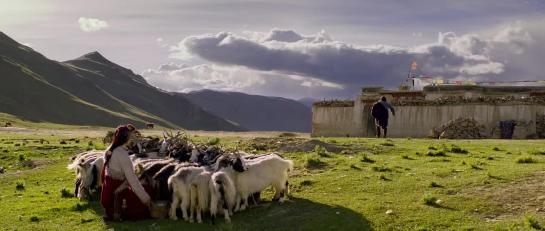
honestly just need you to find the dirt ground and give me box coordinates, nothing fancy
[0,127,310,139]
[463,171,545,220]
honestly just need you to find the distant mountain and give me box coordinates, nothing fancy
[182,90,311,132]
[297,97,318,108]
[0,31,243,131]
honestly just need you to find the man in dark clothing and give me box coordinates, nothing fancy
[371,96,395,138]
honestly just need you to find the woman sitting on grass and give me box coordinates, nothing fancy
[100,124,152,221]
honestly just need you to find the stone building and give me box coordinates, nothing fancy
[311,85,545,138]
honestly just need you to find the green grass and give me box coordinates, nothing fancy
[2,131,545,230]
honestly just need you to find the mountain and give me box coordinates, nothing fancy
[0,31,243,131]
[297,97,318,108]
[182,90,311,132]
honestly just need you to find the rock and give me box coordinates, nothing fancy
[385,209,394,215]
[0,166,4,173]
[433,117,487,139]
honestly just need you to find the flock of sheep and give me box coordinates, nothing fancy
[68,131,293,223]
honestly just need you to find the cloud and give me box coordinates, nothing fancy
[142,64,344,99]
[160,17,544,98]
[171,28,507,89]
[78,17,109,32]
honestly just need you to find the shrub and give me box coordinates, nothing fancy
[360,154,376,163]
[18,154,25,161]
[517,157,538,164]
[207,137,220,145]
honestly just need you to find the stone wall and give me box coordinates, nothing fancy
[312,102,543,139]
[311,105,364,137]
[387,104,537,138]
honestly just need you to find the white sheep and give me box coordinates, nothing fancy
[168,165,212,223]
[208,169,237,223]
[67,151,104,200]
[230,154,293,211]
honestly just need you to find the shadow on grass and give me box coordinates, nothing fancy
[83,197,373,231]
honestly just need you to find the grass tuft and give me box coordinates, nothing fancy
[429,181,443,188]
[300,180,314,186]
[470,163,483,170]
[60,188,74,198]
[305,156,327,169]
[426,150,447,157]
[15,181,25,190]
[207,137,220,145]
[517,157,538,164]
[401,154,415,160]
[372,165,391,172]
[349,164,361,170]
[30,216,40,222]
[380,142,394,147]
[360,154,376,163]
[449,145,468,154]
[526,216,543,230]
[422,195,441,207]
[314,145,330,157]
[530,149,545,155]
[379,174,391,181]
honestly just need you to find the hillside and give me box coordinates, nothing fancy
[183,90,311,132]
[0,31,243,131]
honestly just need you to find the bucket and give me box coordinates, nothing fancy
[150,201,169,219]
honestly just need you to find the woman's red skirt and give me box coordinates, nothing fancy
[100,176,154,220]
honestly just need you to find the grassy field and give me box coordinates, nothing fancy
[2,129,545,230]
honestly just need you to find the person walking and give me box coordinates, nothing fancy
[371,96,395,138]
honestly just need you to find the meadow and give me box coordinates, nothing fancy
[1,128,545,230]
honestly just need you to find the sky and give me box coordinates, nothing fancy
[1,0,544,99]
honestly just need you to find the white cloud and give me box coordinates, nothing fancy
[142,64,343,99]
[171,29,503,89]
[78,17,108,32]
